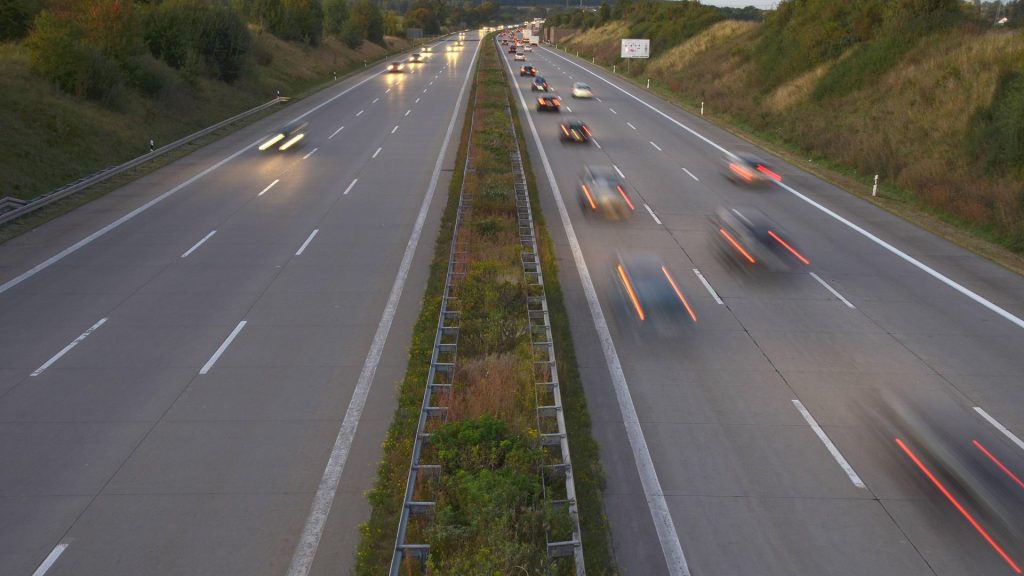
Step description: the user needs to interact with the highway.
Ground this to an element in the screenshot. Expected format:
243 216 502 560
0 35 481 576
502 40 1024 576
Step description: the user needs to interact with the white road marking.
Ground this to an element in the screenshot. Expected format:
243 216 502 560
31 318 107 377
329 125 345 139
181 230 216 258
295 229 319 256
596 96 603 102
259 179 280 196
974 407 1024 453
415 97 420 103
810 272 855 308
429 80 434 85
343 179 358 195
644 203 662 225
544 46 1024 331
613 165 625 180
385 88 391 94
372 97 379 103
609 107 617 114
793 399 865 488
391 125 399 134
286 36 481 576
405 110 411 117
627 122 637 130
565 105 573 113
422 88 428 93
569 75 573 79
500 50 692 576
356 110 364 117
302 147 318 159
199 320 246 375
650 141 662 151
31 542 69 576
693 268 723 305
682 167 699 181
372 147 382 159
592 139 602 149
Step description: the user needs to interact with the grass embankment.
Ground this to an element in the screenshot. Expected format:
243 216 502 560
0 32 409 203
356 38 614 575
558 9 1024 262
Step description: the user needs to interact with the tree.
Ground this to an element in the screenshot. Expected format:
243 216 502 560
597 2 610 25
383 9 402 37
323 0 347 36
0 0 40 41
350 0 383 44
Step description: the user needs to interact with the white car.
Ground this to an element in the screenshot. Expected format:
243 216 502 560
571 82 593 99
524 45 532 52
514 52 526 61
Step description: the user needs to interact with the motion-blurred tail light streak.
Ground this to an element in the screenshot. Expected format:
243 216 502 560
616 185 635 211
719 228 756 264
768 230 810 265
581 184 597 210
259 134 285 151
757 164 782 181
974 440 1024 491
617 265 645 321
896 438 1022 574
278 133 304 151
661 266 697 322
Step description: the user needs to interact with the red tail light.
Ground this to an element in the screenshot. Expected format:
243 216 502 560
617 265 645 321
767 230 809 265
719 228 756 264
581 184 596 210
757 164 782 181
616 185 635 211
662 266 697 322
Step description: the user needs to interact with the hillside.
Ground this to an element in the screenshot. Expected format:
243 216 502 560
0 31 409 202
555 4 1024 252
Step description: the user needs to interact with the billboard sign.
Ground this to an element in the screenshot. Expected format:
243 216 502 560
620 39 650 59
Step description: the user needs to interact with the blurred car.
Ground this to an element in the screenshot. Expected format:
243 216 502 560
514 51 526 61
571 82 593 99
536 95 561 112
578 164 632 219
520 65 537 76
386 62 405 73
422 46 433 53
524 45 533 52
409 53 423 63
531 77 549 92
560 119 591 143
613 252 698 335
723 151 782 186
446 44 457 53
258 120 308 152
711 206 810 270
509 44 518 53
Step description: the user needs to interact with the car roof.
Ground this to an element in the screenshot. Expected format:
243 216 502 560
573 82 590 88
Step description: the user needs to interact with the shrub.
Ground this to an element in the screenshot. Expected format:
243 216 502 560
0 0 39 41
26 10 123 102
123 53 178 98
143 1 250 83
968 69 1024 178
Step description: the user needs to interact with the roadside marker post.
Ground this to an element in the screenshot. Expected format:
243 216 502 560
872 174 879 197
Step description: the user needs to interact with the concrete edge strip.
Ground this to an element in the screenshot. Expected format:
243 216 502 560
284 39 482 576
542 46 1024 332
501 49 692 576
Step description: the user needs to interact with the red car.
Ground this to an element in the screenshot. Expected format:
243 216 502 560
520 65 537 77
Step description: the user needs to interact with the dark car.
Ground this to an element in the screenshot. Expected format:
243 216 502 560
723 152 782 187
531 76 549 92
578 164 632 219
509 44 518 53
613 252 698 335
560 119 591 143
409 53 423 63
259 120 308 152
536 95 561 112
386 61 405 73
520 65 537 77
711 206 810 270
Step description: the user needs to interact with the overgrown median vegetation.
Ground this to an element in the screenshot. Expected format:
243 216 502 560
356 37 613 575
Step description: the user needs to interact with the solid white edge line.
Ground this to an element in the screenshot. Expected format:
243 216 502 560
644 203 662 225
650 141 662 151
543 46 1024 332
199 320 246 375
391 125 399 134
31 542 70 576
627 122 637 130
792 399 865 488
295 229 319 256
31 318 108 377
343 179 358 195
974 407 1024 453
2 68 384 296
613 165 625 180
372 147 382 159
693 268 723 305
302 147 318 159
286 38 481 576
258 179 280 196
501 48 692 576
682 167 699 181
809 272 855 309
181 230 216 258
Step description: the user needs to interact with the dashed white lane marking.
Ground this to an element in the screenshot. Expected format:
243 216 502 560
303 147 318 159
31 318 108 377
626 122 637 130
385 88 391 93
329 125 344 139
200 320 246 375
405 110 411 117
181 230 216 258
650 141 662 151
682 167 699 181
693 268 723 305
31 541 69 576
609 107 617 114
592 139 602 149
343 179 358 195
429 80 434 85
974 407 1024 453
372 97 379 104
356 110 364 117
793 399 865 488
613 165 625 180
260 178 280 195
644 204 662 225
415 97 420 103
295 229 319 256
596 97 603 102
810 272 855 308
422 88 428 93
286 37 481 576
372 147 382 158
391 125 399 134
565 105 573 113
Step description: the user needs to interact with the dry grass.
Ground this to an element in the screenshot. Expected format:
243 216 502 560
450 354 533 432
647 20 756 77
765 55 843 112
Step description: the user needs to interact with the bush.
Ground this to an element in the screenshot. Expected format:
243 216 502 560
26 10 123 102
0 0 40 41
143 1 250 83
123 54 178 98
968 69 1024 178
340 17 364 48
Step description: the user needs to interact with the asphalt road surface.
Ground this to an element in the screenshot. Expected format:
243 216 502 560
0 34 481 576
502 40 1024 576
